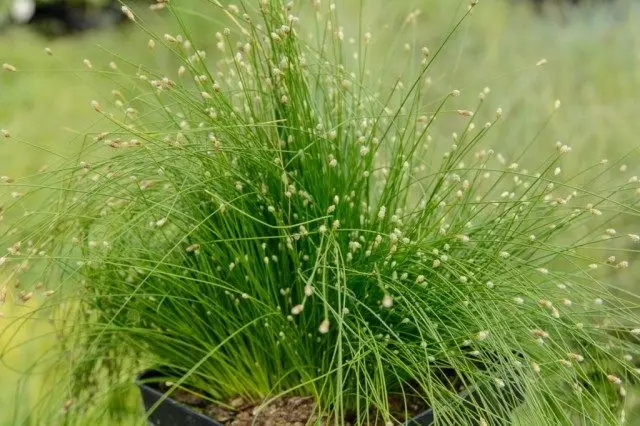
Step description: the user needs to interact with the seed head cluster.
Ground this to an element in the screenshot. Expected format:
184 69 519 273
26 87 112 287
3 1 640 424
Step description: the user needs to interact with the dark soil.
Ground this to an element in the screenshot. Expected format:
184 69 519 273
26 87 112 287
157 383 429 425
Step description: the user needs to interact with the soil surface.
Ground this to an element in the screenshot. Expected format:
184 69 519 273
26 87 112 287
158 383 429 425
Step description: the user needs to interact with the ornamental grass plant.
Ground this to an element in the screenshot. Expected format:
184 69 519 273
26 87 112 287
2 0 640 424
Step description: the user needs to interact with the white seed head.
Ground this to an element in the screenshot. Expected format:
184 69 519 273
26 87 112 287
319 318 330 334
607 374 622 385
121 5 135 21
476 330 489 341
382 294 393 308
378 206 386 219
559 359 572 368
304 285 314 297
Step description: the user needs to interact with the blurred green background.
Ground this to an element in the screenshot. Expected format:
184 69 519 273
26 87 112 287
1 0 640 424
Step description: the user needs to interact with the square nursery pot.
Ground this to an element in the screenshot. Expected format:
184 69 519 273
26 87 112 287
137 371 524 425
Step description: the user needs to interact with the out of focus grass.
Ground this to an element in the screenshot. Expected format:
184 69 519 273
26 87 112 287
1 1 639 424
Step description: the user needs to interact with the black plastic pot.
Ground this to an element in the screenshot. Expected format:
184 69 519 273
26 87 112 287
137 371 523 425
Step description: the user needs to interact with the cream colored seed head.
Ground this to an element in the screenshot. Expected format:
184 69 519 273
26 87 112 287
319 318 330 334
121 5 135 21
569 353 584 362
381 294 393 308
378 206 386 219
476 330 489 340
559 359 572 368
607 374 622 385
532 329 549 338
2 63 16 72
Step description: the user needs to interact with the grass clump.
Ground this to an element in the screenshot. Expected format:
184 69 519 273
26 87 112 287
2 0 640 424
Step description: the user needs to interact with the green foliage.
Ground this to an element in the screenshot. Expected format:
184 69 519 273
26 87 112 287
3 1 640 425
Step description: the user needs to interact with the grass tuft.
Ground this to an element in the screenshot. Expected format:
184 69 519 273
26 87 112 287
2 1 640 424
